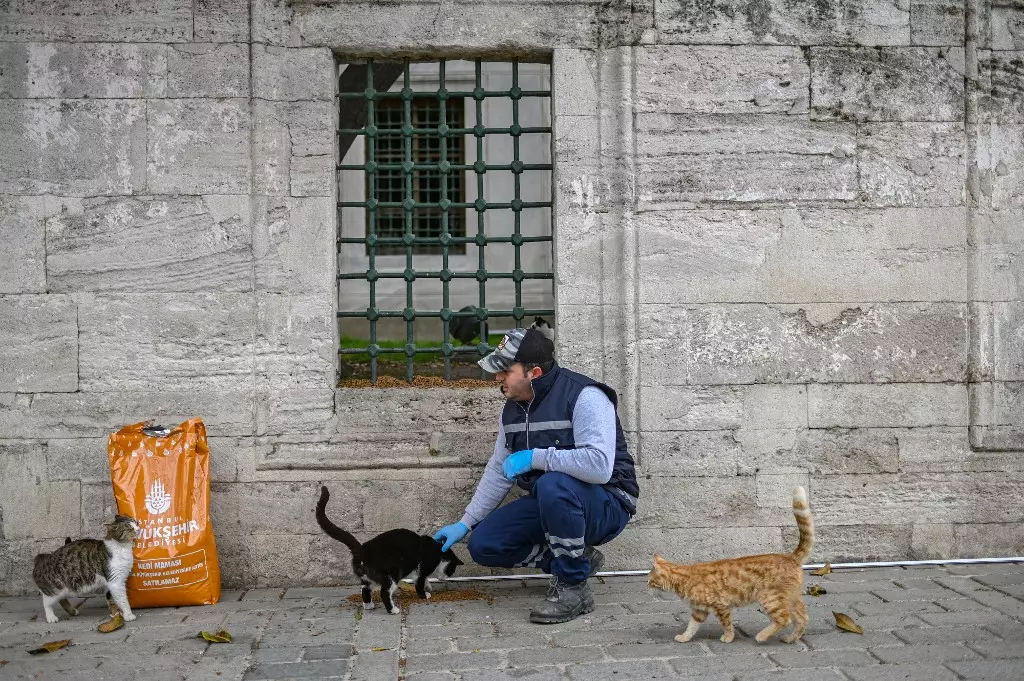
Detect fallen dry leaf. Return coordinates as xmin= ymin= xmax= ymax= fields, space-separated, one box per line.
xmin=833 ymin=611 xmax=864 ymax=634
xmin=370 ymin=647 xmax=391 ymax=652
xmin=810 ymin=563 xmax=832 ymax=576
xmin=198 ymin=630 xmax=232 ymax=643
xmin=28 ymin=640 xmax=70 ymax=655
xmin=806 ymin=584 xmax=827 ymax=597
xmin=97 ymin=614 xmax=125 ymax=633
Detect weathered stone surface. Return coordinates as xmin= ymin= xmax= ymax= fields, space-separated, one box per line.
xmin=975 ymin=211 xmax=1024 ymax=301
xmin=733 ymin=427 xmax=901 ymax=475
xmin=78 ymin=293 xmax=256 ymax=392
xmin=810 ymin=48 xmax=963 ymax=121
xmin=608 ymin=527 xmax=784 ymax=568
xmin=47 ymin=438 xmax=110 ymax=483
xmin=640 ymin=384 xmax=807 ymax=430
xmin=166 ymin=44 xmax=250 ymax=98
xmin=974 ymin=302 xmax=1024 ymax=381
xmin=641 ymin=303 xmax=967 ymax=386
xmin=911 ymin=0 xmax=965 ymax=45
xmin=980 ymin=124 xmax=1024 ymax=209
xmin=0 ymin=391 xmax=256 ymax=439
xmin=256 ymin=293 xmax=335 ymax=393
xmin=809 ymin=383 xmax=968 ymax=427
xmin=858 ymin=123 xmax=966 ymax=206
xmin=254 ymin=197 xmax=336 ymax=295
xmin=0 ymin=441 xmax=80 ymax=540
xmin=636 ymin=207 xmax=969 ymax=303
xmin=980 ymin=51 xmax=1024 ymax=123
xmin=334 ymin=387 xmax=501 ymax=432
xmin=897 ymin=427 xmax=1024 ymax=473
xmin=147 ymin=99 xmax=251 ymax=194
xmin=970 ymin=381 xmax=1024 ymax=450
xmin=253 ymin=46 xmax=334 ymax=101
xmin=0 ymin=295 xmax=77 ymax=393
xmin=0 ymin=100 xmax=146 ymax=196
xmin=640 ymin=430 xmax=742 ymax=477
xmin=253 ymin=101 xmax=335 ymax=196
xmin=810 ymin=472 xmax=1024 ymax=525
xmin=654 ymin=0 xmax=910 ymax=46
xmin=783 ymin=523 xmax=912 ymax=563
xmin=0 ymin=0 xmax=192 ymax=42
xmin=637 ymin=114 xmax=856 ymax=207
xmin=0 ymin=195 xmax=50 ymax=294
xmin=0 ymin=42 xmax=166 ymax=98
xmin=553 ymin=49 xmax=599 ymax=118
xmin=256 ymin=388 xmax=335 ymax=437
xmin=195 ymin=0 xmax=251 ymax=42
xmin=990 ymin=0 xmax=1024 ymax=50
xmin=46 ymin=195 xmax=253 ymax=293
xmin=635 ymin=45 xmax=809 ymax=114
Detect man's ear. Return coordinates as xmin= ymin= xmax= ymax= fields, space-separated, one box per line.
xmin=527 ymin=366 xmax=544 ymax=380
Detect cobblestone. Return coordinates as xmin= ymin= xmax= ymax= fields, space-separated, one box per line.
xmin=0 ymin=566 xmax=1021 ymax=680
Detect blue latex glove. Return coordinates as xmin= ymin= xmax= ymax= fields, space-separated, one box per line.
xmin=433 ymin=521 xmax=469 ymax=552
xmin=502 ymin=449 xmax=534 ymax=480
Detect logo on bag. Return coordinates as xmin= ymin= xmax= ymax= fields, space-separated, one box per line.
xmin=145 ymin=479 xmax=172 ymax=515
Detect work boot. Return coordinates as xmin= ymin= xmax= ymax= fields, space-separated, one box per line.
xmin=531 ymin=578 xmax=595 ymax=624
xmin=546 ymin=547 xmax=605 ymax=597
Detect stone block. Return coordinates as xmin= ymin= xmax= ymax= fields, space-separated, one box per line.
xmin=80 ymin=481 xmax=118 ymax=537
xmin=207 ymin=436 xmax=251 ymax=483
xmin=970 ymin=381 xmax=1024 ymax=450
xmin=949 ymin=522 xmax=1024 ymax=557
xmin=46 ymin=195 xmax=253 ymax=293
xmin=990 ymin=1 xmax=1024 ymax=49
xmin=0 ymin=42 xmax=166 ymax=98
xmin=735 ymin=427 xmax=901 ymax=476
xmin=335 ymin=386 xmax=502 ymax=433
xmin=0 ymin=441 xmax=80 ymax=540
xmin=147 ymin=99 xmax=251 ymax=194
xmin=636 ymin=45 xmax=809 ymax=114
xmin=980 ymin=51 xmax=1024 ymax=123
xmin=637 ymin=207 xmax=969 ymax=303
xmin=251 ymin=534 xmax=313 ymax=588
xmin=256 ymin=293 xmax=335 ymax=390
xmin=653 ymin=0 xmax=910 ymax=46
xmin=974 ymin=302 xmax=1024 ymax=381
xmin=0 ymin=99 xmax=146 ymax=196
xmin=911 ymin=0 xmax=965 ymax=45
xmin=640 ymin=384 xmax=807 ymax=430
xmin=639 ymin=430 xmax=742 ymax=477
xmin=253 ymin=46 xmax=335 ymax=102
xmin=46 ymin=438 xmax=110 ymax=483
xmin=980 ymin=124 xmax=1024 ymax=209
xmin=0 ymin=295 xmax=77 ymax=393
xmin=195 ymin=0 xmax=251 ymax=42
xmin=642 ymin=303 xmax=967 ymax=385
xmin=553 ymin=49 xmax=599 ymax=118
xmin=254 ymin=196 xmax=336 ymax=295
xmin=166 ymin=44 xmax=250 ymax=98
xmin=78 ymin=293 xmax=256 ymax=392
xmin=637 ymin=114 xmax=856 ymax=208
xmin=256 ymin=388 xmax=335 ymax=437
xmin=0 ymin=195 xmax=50 ymax=293
xmin=0 ymin=0 xmax=192 ymax=42
xmin=252 ymin=0 xmax=292 ymax=46
xmin=808 ymin=383 xmax=968 ymax=427
xmin=212 ymin=481 xmax=322 ymax=536
xmin=0 ymin=390 xmax=256 ymax=439
xmin=810 ymin=47 xmax=963 ymax=121
xmin=858 ymin=123 xmax=966 ymax=206
xmin=809 ymin=472 xmax=1024 ymax=525
xmin=632 ymin=476 xmax=796 ymax=529
xmin=897 ymin=427 xmax=1024 ymax=473
xmin=253 ymin=101 xmax=336 ymax=197
xmin=782 ymin=523 xmax=912 ymax=562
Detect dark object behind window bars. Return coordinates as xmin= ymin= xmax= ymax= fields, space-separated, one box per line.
xmin=337 ymin=59 xmax=554 ymax=383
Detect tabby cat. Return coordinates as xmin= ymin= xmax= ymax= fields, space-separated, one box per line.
xmin=316 ymin=486 xmax=463 ymax=614
xmin=648 ymin=486 xmax=814 ymax=644
xmin=33 ymin=515 xmax=140 ymax=624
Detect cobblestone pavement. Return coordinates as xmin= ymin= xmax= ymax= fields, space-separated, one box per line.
xmin=1 ymin=563 xmax=1023 ymax=680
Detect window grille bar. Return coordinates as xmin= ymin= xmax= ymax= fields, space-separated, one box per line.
xmin=339 ymin=201 xmax=552 ymax=209
xmin=403 ymin=60 xmax=415 ymax=383
xmin=340 ymin=89 xmax=551 ymax=99
xmin=474 ymin=60 xmax=488 ymax=348
xmin=366 ymin=59 xmax=379 ymax=385
xmin=439 ymin=58 xmax=452 ymax=379
xmin=338 ymin=308 xmax=555 ymax=319
xmin=338 ymin=235 xmax=552 ymax=246
xmin=338 ymin=163 xmax=552 ymax=172
xmin=338 ymin=126 xmax=551 ymax=136
xmin=338 ymin=271 xmax=554 ymax=281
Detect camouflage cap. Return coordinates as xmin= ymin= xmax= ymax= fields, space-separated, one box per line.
xmin=477 ymin=328 xmax=555 ymax=374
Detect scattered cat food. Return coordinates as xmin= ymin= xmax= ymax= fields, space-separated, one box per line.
xmin=806 ymin=584 xmax=827 ymax=597
xmin=28 ymin=640 xmax=70 ymax=655
xmin=198 ymin=630 xmax=232 ymax=643
xmin=832 ymin=611 xmax=864 ymax=634
xmin=345 ymin=586 xmax=489 ymax=609
xmin=810 ymin=563 xmax=832 ymax=576
xmin=97 ymin=614 xmax=125 ymax=633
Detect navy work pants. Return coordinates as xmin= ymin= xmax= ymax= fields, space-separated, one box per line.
xmin=466 ymin=472 xmax=631 ymax=584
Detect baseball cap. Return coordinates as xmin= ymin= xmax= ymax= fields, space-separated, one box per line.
xmin=478 ymin=328 xmax=555 ymax=374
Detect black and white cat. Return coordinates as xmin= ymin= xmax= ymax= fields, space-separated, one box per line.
xmin=33 ymin=515 xmax=140 ymax=624
xmin=316 ymin=486 xmax=463 ymax=614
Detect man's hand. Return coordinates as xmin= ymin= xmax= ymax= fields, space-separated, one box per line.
xmin=433 ymin=521 xmax=470 ymax=552
xmin=502 ymin=449 xmax=534 ymax=480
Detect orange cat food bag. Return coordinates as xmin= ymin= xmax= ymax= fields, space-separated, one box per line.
xmin=107 ymin=418 xmax=221 ymax=607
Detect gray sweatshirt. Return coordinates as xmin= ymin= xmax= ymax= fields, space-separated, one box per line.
xmin=459 ymin=386 xmax=617 ymax=528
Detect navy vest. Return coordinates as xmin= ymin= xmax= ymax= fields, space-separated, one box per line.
xmin=501 ymin=364 xmax=639 ymax=514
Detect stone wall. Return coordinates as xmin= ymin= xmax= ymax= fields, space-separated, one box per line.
xmin=0 ymin=0 xmax=1021 ymax=594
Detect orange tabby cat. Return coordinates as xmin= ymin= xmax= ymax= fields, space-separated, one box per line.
xmin=648 ymin=486 xmax=813 ymax=644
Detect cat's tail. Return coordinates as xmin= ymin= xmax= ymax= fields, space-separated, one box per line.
xmin=790 ymin=486 xmax=814 ymax=565
xmin=315 ymin=486 xmax=363 ymax=558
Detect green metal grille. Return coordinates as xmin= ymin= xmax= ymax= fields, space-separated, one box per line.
xmin=336 ymin=59 xmax=554 ymax=383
